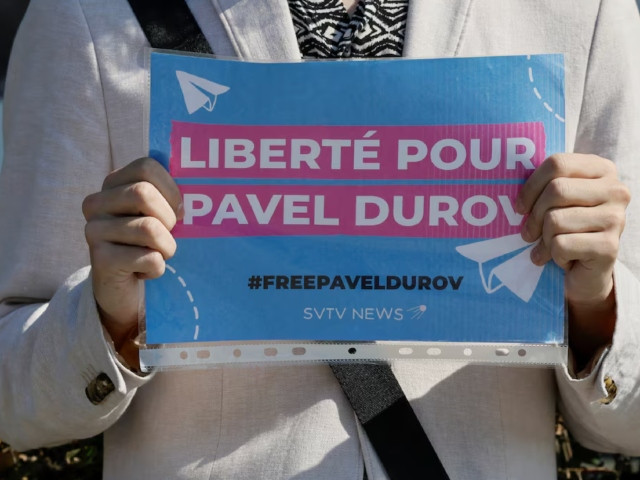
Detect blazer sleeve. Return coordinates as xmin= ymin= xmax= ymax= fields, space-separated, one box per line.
xmin=0 ymin=0 xmax=151 ymax=451
xmin=555 ymin=0 xmax=640 ymax=456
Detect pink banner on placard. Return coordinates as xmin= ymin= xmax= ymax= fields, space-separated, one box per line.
xmin=170 ymin=122 xmax=546 ymax=180
xmin=174 ymin=184 xmax=524 ymax=239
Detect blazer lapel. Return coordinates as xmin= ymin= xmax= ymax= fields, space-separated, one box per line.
xmin=404 ymin=0 xmax=474 ymax=58
xmin=211 ymin=0 xmax=301 ymax=61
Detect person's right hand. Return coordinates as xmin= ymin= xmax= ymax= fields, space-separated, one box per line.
xmin=82 ymin=158 xmax=182 ymax=364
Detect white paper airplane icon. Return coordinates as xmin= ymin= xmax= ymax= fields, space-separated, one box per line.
xmin=176 ymin=70 xmax=230 ymax=114
xmin=456 ymin=234 xmax=544 ymax=303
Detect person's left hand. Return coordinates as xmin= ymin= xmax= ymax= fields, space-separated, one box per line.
xmin=516 ymin=153 xmax=630 ymax=363
xmin=516 ymin=153 xmax=630 ymax=305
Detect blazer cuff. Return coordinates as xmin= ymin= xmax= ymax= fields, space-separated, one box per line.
xmin=77 ymin=269 xmax=153 ymax=401
xmin=554 ymin=261 xmax=640 ymax=454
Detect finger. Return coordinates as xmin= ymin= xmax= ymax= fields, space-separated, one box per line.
xmin=522 ymin=177 xmax=621 ymax=242
xmin=550 ymin=231 xmax=617 ymax=304
xmin=530 ymin=233 xmax=614 ymax=304
xmin=516 ymin=154 xmax=616 ymax=214
xmin=530 ymin=240 xmax=553 ymax=267
xmin=530 ymin=207 xmax=613 ymax=266
xmin=537 ymin=231 xmax=619 ymax=271
xmin=102 ymin=157 xmax=182 ymax=217
xmin=83 ymin=181 xmax=178 ymax=230
xmin=530 ymin=240 xmax=553 ymax=266
xmin=541 ymin=205 xmax=626 ymax=246
xmin=531 ymin=207 xmax=624 ymax=267
xmin=86 ymin=216 xmax=177 ymax=260
xmin=90 ymin=241 xmax=168 ymax=280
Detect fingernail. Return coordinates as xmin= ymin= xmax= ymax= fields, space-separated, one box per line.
xmin=515 ymin=197 xmax=526 ymax=214
xmin=177 ymin=202 xmax=185 ymax=220
xmin=530 ymin=245 xmax=542 ymax=265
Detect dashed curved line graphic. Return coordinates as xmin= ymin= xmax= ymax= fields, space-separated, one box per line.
xmin=165 ymin=264 xmax=200 ymax=340
xmin=526 ymin=56 xmax=565 ymax=123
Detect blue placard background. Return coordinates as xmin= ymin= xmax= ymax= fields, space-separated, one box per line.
xmin=146 ymin=52 xmax=565 ymax=346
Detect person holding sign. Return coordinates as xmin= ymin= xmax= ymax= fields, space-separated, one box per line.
xmin=1 ymin=1 xmax=639 ymax=479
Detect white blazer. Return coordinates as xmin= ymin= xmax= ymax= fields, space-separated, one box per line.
xmin=1 ymin=1 xmax=639 ymax=478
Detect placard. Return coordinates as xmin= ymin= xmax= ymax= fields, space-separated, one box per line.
xmin=141 ymin=51 xmax=566 ymax=370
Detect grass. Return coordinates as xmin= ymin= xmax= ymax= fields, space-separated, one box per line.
xmin=0 ymin=436 xmax=102 ymax=480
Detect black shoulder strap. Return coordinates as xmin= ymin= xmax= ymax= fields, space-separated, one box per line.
xmin=331 ymin=363 xmax=450 ymax=479
xmin=128 ymin=2 xmax=449 ymax=478
xmin=127 ymin=0 xmax=213 ymax=54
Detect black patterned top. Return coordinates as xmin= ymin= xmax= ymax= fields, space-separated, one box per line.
xmin=288 ymin=0 xmax=409 ymax=58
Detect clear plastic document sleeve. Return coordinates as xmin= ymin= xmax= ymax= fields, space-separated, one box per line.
xmin=140 ymin=51 xmax=567 ymax=371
